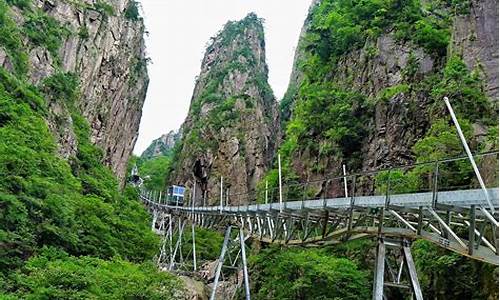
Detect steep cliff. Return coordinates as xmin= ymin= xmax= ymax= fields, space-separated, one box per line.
xmin=268 ymin=0 xmax=498 ymax=298
xmin=170 ymin=13 xmax=279 ymax=205
xmin=0 ymin=0 xmax=148 ymax=183
xmin=141 ymin=129 xmax=181 ymax=159
xmin=0 ymin=1 xmax=181 ymax=297
xmin=275 ymin=0 xmax=498 ymax=196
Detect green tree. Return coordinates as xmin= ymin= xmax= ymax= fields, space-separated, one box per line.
xmin=139 ymin=156 xmax=172 ymax=190
xmin=249 ymin=247 xmax=370 ymax=300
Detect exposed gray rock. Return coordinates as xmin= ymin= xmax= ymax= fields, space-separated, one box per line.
xmin=141 ymin=129 xmax=182 ymax=159
xmin=179 ymin=276 xmax=209 ymax=300
xmin=452 ymin=0 xmax=499 ymax=98
xmin=335 ymin=35 xmax=434 ymax=98
xmin=171 ymin=13 xmax=279 ymax=205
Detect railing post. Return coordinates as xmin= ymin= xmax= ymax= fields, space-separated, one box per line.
xmin=468 ymin=205 xmax=476 ymax=255
xmin=348 ymin=175 xmax=357 ymax=233
xmin=417 ymin=206 xmax=423 ymax=235
xmin=265 ymin=180 xmax=268 ymax=204
xmin=220 ymin=176 xmax=223 ymax=213
xmin=343 ymin=164 xmax=349 ymax=198
xmin=385 ymin=170 xmax=391 ymax=208
xmin=168 ymin=215 xmax=173 ymax=266
xmin=432 ymin=162 xmax=439 ymax=208
xmin=278 ymin=153 xmax=283 ymax=213
xmin=322 ymin=179 xmax=329 ymax=209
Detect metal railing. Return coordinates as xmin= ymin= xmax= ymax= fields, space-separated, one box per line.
xmin=141 ymin=151 xmax=497 ymax=211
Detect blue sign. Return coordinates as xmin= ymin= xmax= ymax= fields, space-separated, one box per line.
xmin=172 ymin=185 xmax=185 ymax=197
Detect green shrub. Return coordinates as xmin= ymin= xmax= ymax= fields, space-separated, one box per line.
xmin=23 ymin=10 xmax=71 ymax=61
xmin=124 ymin=0 xmax=140 ymax=21
xmin=431 ymin=55 xmax=493 ymax=122
xmin=41 ymin=72 xmax=79 ymax=103
xmin=412 ymin=240 xmax=497 ymax=299
xmin=5 ymin=0 xmax=30 ymax=10
xmin=174 ymin=227 xmax=225 ymax=262
xmin=219 ymin=13 xmax=263 ymax=46
xmin=375 ymin=169 xmax=418 ymax=194
xmin=94 ymin=0 xmax=115 ymax=16
xmin=7 ymin=248 xmax=184 ymax=299
xmin=78 ymin=26 xmax=89 ymax=39
xmin=284 ymin=81 xmax=371 ymax=162
xmin=413 ymin=18 xmax=450 ymax=56
xmin=376 ymin=84 xmax=410 ymax=102
xmin=0 ymin=0 xmax=29 ymax=75
xmin=139 ymin=156 xmax=171 ymax=190
xmin=410 ymin=118 xmax=475 ymax=190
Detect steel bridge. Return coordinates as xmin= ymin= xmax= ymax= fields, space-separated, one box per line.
xmin=140 ymin=151 xmax=499 ymax=300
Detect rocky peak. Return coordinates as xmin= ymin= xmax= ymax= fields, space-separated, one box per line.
xmin=171 ymin=13 xmax=279 ymax=205
xmin=141 ymin=129 xmax=181 ymax=159
xmin=0 ymin=0 xmax=149 ymax=184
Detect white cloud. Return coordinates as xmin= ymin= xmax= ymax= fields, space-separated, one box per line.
xmin=134 ymin=0 xmax=311 ymax=154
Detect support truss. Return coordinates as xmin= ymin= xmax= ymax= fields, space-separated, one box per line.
xmin=373 ymin=238 xmax=423 ymax=300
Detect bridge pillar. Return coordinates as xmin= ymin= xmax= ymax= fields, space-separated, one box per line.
xmin=210 ymin=225 xmax=251 ymax=300
xmin=372 ymin=238 xmax=423 ymax=300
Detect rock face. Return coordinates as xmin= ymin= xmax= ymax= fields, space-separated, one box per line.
xmin=451 ymin=0 xmax=499 ymax=98
xmin=281 ymin=0 xmax=498 ymax=195
xmin=280 ymin=0 xmax=319 ymax=122
xmin=171 ymin=13 xmax=279 ymax=205
xmin=141 ymin=129 xmax=181 ymax=159
xmin=0 ymin=0 xmax=149 ymax=183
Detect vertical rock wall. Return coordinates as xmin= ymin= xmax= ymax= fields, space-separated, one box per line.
xmin=0 ymin=0 xmax=149 ymax=183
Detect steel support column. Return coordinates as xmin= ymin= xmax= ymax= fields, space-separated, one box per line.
xmin=373 ymin=238 xmax=385 ymax=300
xmin=210 ymin=225 xmax=232 ymax=300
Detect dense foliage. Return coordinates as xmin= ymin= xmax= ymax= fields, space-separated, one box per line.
xmin=0 ymin=0 xmax=29 ymax=75
xmin=124 ymin=0 xmax=141 ymax=21
xmin=172 ymin=227 xmax=225 ymax=262
xmin=0 ymin=65 xmax=160 ymax=292
xmin=249 ymin=246 xmax=370 ymax=300
xmin=412 ymin=240 xmax=498 ymax=299
xmin=136 ymin=155 xmax=172 ymax=190
xmin=2 ymin=247 xmax=184 ymax=299
xmin=374 ymin=56 xmax=496 ymax=194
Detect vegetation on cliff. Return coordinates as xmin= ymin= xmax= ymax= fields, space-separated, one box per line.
xmin=169 ymin=12 xmax=278 ymax=201
xmin=175 ymin=13 xmax=273 ymax=160
xmin=276 ymin=0 xmax=496 ymax=177
xmin=0 ymin=1 xmax=184 ymax=297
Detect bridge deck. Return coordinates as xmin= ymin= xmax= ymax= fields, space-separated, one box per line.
xmin=142 ymin=188 xmax=500 ymax=265
xmin=160 ymin=188 xmax=498 ymax=213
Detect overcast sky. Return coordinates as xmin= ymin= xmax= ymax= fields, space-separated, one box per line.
xmin=134 ymin=0 xmax=311 ymax=154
